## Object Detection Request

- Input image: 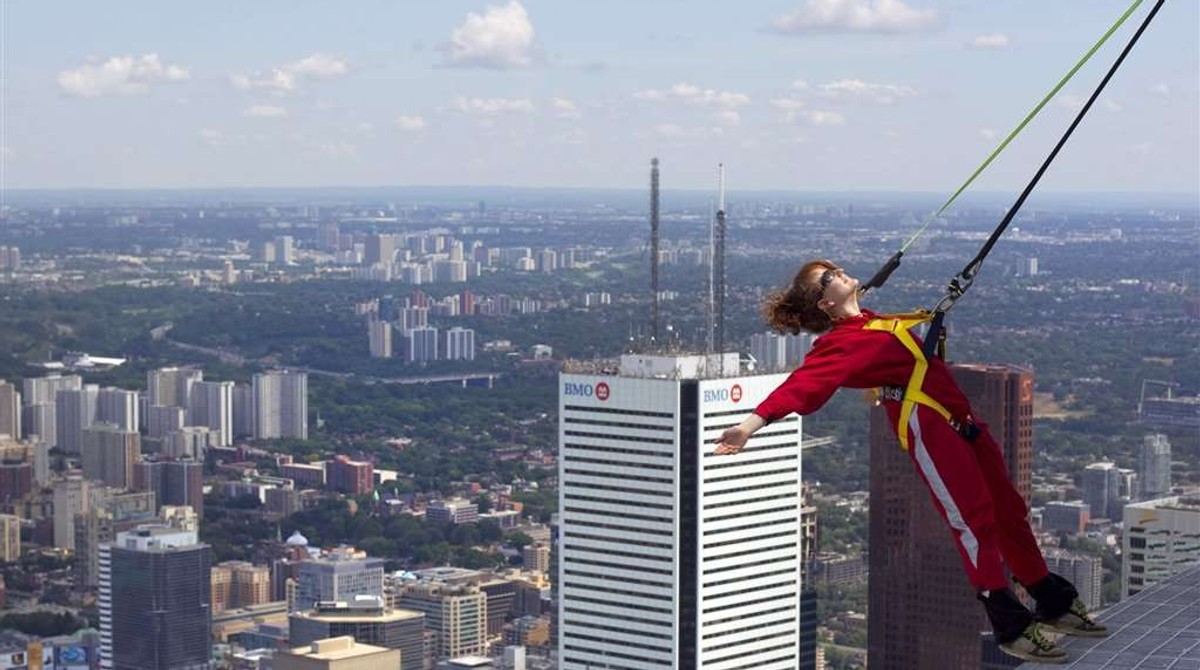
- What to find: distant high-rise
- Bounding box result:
[232,383,253,438]
[295,546,385,612]
[134,460,204,518]
[56,384,100,454]
[147,367,203,410]
[0,381,20,439]
[1139,434,1172,499]
[558,354,803,670]
[189,380,234,447]
[327,455,374,496]
[0,514,20,563]
[364,234,395,266]
[95,387,138,433]
[1122,496,1200,599]
[404,327,439,363]
[23,373,82,406]
[146,404,186,441]
[444,327,476,361]
[253,371,308,440]
[368,319,393,359]
[1042,548,1103,611]
[210,560,271,614]
[99,526,212,670]
[74,489,158,590]
[53,475,91,550]
[275,235,295,264]
[1083,462,1122,522]
[749,331,812,372]
[289,600,422,670]
[1041,500,1091,534]
[398,580,487,660]
[81,424,140,490]
[868,363,1033,670]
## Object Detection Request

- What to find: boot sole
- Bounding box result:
[1041,623,1109,638]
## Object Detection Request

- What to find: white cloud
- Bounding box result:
[552,97,582,120]
[58,54,189,98]
[806,110,846,126]
[451,96,535,115]
[230,53,349,94]
[1129,142,1152,156]
[717,110,741,127]
[791,79,810,90]
[980,128,997,141]
[395,115,427,131]
[770,98,807,111]
[635,83,750,108]
[1102,99,1123,113]
[244,105,288,118]
[654,123,686,139]
[818,79,916,104]
[198,128,248,148]
[770,0,941,35]
[1057,94,1085,111]
[968,33,1010,50]
[443,1,537,69]
[1149,83,1170,98]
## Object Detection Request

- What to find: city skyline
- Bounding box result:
[3,0,1198,192]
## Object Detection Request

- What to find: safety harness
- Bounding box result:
[865,311,979,451]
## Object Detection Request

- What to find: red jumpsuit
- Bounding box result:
[753,309,1049,593]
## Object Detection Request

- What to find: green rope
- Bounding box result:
[898,0,1146,253]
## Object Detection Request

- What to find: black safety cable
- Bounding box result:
[921,0,1167,360]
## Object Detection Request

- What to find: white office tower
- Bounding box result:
[253,371,308,440]
[0,380,20,439]
[444,327,476,361]
[189,381,234,446]
[405,327,440,363]
[56,384,100,454]
[1139,434,1172,500]
[558,354,802,670]
[368,319,393,359]
[1121,496,1200,599]
[97,387,139,433]
[1042,548,1103,611]
[1082,462,1121,522]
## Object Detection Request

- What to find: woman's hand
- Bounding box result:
[714,426,750,455]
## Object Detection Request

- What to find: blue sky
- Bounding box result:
[3,0,1197,192]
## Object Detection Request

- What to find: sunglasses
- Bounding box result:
[819,267,841,290]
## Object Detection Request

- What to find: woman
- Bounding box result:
[715,259,1106,664]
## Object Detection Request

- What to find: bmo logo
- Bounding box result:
[704,384,743,404]
[563,380,611,401]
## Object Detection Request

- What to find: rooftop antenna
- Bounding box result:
[714,163,727,355]
[706,197,715,355]
[650,158,661,346]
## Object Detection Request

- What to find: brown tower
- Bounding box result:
[867,363,1034,669]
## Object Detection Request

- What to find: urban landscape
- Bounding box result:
[1,1,1198,670]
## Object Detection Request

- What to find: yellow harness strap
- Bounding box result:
[864,312,953,451]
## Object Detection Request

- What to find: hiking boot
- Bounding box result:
[1040,598,1109,637]
[998,621,1068,664]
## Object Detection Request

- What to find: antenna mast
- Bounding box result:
[650,158,660,345]
[714,163,727,354]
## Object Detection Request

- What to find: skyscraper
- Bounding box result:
[189,380,234,447]
[134,460,204,518]
[22,374,82,447]
[868,363,1033,670]
[253,371,308,440]
[289,599,423,670]
[99,525,212,670]
[0,514,20,563]
[397,580,487,660]
[0,381,20,439]
[1042,548,1103,611]
[147,367,203,410]
[53,475,91,550]
[1138,434,1172,500]
[364,234,395,266]
[81,424,140,490]
[56,384,100,454]
[1122,496,1200,599]
[404,327,439,363]
[1083,462,1122,522]
[368,319,393,359]
[444,327,476,361]
[97,387,139,433]
[295,546,385,612]
[558,354,803,670]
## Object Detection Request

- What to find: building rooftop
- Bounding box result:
[286,636,393,660]
[1016,565,1200,669]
